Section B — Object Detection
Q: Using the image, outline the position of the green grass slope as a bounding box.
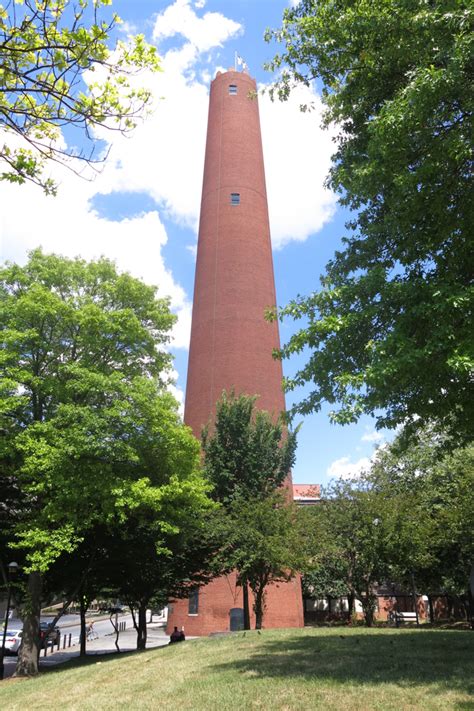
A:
[2,627,473,710]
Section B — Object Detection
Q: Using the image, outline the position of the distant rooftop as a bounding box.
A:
[293,484,321,504]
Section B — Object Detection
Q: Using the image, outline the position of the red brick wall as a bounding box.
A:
[184,70,286,433]
[303,595,429,624]
[376,595,427,621]
[168,572,304,636]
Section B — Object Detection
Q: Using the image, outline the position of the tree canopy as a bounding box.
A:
[301,427,474,626]
[223,492,305,629]
[201,392,300,629]
[0,250,208,675]
[70,501,218,651]
[266,0,473,443]
[305,478,394,626]
[202,391,297,503]
[0,0,160,194]
[369,430,474,599]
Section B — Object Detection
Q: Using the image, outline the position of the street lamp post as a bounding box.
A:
[0,561,19,680]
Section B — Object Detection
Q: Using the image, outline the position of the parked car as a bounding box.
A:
[39,622,61,647]
[2,626,23,655]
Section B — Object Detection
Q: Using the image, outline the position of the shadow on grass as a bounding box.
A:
[210,629,474,695]
[40,644,168,677]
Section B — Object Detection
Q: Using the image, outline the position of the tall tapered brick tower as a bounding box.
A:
[167,70,304,635]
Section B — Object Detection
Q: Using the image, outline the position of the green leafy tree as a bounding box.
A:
[97,504,220,650]
[266,0,473,442]
[202,392,299,629]
[427,445,474,607]
[0,250,202,676]
[42,533,106,657]
[202,391,297,503]
[301,428,473,626]
[370,431,474,619]
[306,479,396,627]
[222,492,305,630]
[298,505,354,620]
[0,0,160,194]
[301,556,353,620]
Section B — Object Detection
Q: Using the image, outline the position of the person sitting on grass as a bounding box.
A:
[169,626,185,644]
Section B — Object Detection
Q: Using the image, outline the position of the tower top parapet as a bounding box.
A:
[214,68,254,83]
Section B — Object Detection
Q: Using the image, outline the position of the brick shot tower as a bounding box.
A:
[167,70,304,635]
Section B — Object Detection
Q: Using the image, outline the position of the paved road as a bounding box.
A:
[4,613,135,649]
[53,613,135,642]
[2,621,170,680]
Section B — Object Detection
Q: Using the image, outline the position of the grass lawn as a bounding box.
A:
[1,627,473,710]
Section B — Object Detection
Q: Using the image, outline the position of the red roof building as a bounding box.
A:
[293,484,321,505]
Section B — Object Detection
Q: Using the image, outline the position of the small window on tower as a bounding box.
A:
[228,84,238,95]
[230,193,240,206]
[188,590,199,615]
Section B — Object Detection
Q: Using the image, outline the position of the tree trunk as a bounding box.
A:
[137,602,147,650]
[254,586,265,630]
[467,587,474,630]
[243,580,250,630]
[130,604,138,633]
[109,613,120,652]
[347,590,355,624]
[15,571,42,677]
[359,591,376,628]
[363,603,374,627]
[427,594,435,624]
[254,597,263,630]
[79,594,87,657]
[446,595,454,620]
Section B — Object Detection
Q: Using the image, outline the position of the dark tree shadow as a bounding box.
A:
[209,630,474,696]
[40,644,170,677]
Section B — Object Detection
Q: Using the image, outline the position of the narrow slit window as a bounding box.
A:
[230,193,240,206]
[228,84,238,95]
[188,590,199,615]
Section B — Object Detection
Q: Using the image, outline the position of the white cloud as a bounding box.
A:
[167,368,185,416]
[94,71,209,231]
[94,73,336,250]
[153,0,242,53]
[0,0,338,364]
[259,84,337,249]
[0,0,244,360]
[326,456,372,480]
[361,428,385,443]
[327,434,389,481]
[0,169,192,350]
[150,1,337,250]
[87,1,242,232]
[117,20,139,36]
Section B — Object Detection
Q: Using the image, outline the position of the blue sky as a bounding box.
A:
[0,0,391,485]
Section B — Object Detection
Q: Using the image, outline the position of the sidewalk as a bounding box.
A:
[3,623,171,680]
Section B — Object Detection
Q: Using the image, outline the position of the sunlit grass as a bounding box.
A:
[2,627,473,710]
